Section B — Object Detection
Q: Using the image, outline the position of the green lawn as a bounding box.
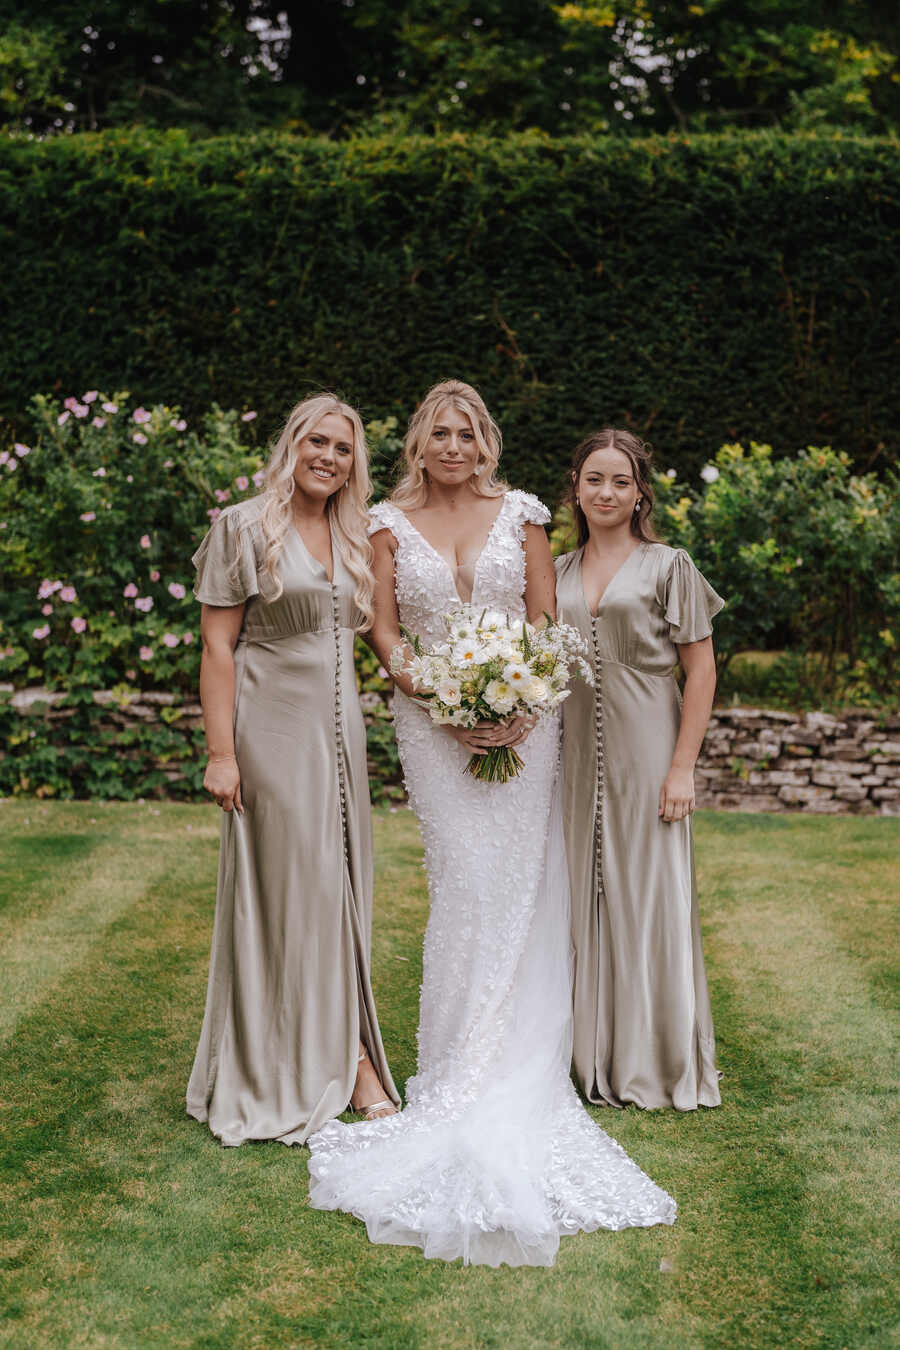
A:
[1,802,897,1350]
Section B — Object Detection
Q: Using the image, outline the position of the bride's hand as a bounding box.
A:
[444,716,536,755]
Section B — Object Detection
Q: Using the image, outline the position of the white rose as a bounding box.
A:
[483,679,517,715]
[436,677,462,706]
[525,677,549,706]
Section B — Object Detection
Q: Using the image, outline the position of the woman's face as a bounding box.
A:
[420,403,480,486]
[292,412,355,505]
[576,446,639,534]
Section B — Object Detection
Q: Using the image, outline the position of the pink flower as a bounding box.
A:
[167,581,187,599]
[135,596,153,613]
[102,402,118,414]
[38,579,61,599]
[183,631,194,645]
[235,475,249,491]
[252,469,265,487]
[57,411,70,425]
[133,432,148,445]
[171,419,187,432]
[73,403,89,419]
[71,616,87,633]
[123,583,138,598]
[6,460,17,473]
[80,511,96,522]
[150,569,160,582]
[92,466,107,477]
[41,604,53,616]
[125,668,136,679]
[14,443,29,456]
[162,459,174,468]
[207,507,221,522]
[64,396,79,410]
[126,474,134,483]
[162,632,179,648]
[140,535,151,549]
[83,391,98,403]
[214,488,231,503]
[139,645,153,661]
[33,625,50,640]
[0,452,7,466]
[133,407,152,425]
[59,586,77,603]
[241,410,257,422]
[92,417,106,429]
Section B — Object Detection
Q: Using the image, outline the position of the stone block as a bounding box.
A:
[781,743,814,758]
[735,794,785,813]
[732,739,770,757]
[879,800,900,816]
[860,774,886,786]
[805,712,848,733]
[835,784,869,802]
[862,740,900,757]
[777,784,834,804]
[810,769,842,788]
[805,797,848,815]
[872,787,900,801]
[782,726,822,746]
[749,770,809,787]
[819,737,866,757]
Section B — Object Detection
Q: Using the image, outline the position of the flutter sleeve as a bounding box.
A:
[508,489,551,531]
[664,549,725,644]
[192,507,260,607]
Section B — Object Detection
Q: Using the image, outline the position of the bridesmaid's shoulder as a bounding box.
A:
[553,546,583,578]
[643,540,692,570]
[215,495,267,533]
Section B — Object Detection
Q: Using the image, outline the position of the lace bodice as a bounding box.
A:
[368,490,551,645]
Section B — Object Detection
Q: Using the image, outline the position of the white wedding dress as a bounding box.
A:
[307,490,676,1266]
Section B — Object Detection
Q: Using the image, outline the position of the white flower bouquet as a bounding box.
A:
[390,605,593,783]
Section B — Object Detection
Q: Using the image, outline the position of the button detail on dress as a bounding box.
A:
[331,582,350,861]
[591,617,604,899]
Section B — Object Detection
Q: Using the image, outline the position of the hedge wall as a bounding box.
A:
[2,129,898,501]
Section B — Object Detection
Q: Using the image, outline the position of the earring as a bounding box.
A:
[575,496,580,507]
[474,461,484,476]
[634,499,642,511]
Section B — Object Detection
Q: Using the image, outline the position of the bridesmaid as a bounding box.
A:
[187,392,399,1146]
[555,429,723,1111]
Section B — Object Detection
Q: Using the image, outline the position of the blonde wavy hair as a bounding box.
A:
[391,379,507,509]
[240,393,374,629]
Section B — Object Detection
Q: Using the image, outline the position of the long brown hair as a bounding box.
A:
[567,429,657,548]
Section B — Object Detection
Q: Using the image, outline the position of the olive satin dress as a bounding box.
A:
[186,498,398,1146]
[555,542,723,1111]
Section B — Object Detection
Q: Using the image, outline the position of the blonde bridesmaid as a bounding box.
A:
[187,392,399,1146]
[555,429,723,1111]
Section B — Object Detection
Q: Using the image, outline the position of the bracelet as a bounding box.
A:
[208,752,237,763]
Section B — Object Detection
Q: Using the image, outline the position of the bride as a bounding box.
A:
[307,380,675,1267]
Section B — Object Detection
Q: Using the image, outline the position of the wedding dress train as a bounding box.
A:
[307,491,675,1267]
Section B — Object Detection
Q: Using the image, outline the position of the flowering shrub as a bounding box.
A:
[0,391,269,695]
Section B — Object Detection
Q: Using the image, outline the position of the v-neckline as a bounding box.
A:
[398,495,509,605]
[292,518,335,583]
[579,542,644,617]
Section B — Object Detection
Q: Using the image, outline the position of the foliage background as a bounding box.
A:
[2,129,899,504]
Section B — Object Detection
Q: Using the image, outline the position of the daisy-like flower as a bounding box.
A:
[133,407,152,425]
[235,475,249,491]
[162,633,179,648]
[92,466,107,477]
[139,645,153,661]
[167,582,186,599]
[33,625,51,640]
[123,583,138,598]
[135,596,153,613]
[700,464,720,483]
[14,443,29,456]
[501,661,530,688]
[59,586,77,603]
[183,631,194,645]
[140,534,151,548]
[92,418,106,429]
[83,391,98,403]
[170,419,187,432]
[41,604,53,616]
[102,402,118,414]
[133,432,148,445]
[71,616,87,634]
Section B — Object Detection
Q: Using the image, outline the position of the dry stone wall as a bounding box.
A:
[4,688,899,813]
[696,708,900,815]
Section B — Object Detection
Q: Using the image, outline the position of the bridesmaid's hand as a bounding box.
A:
[659,766,695,822]
[204,753,243,814]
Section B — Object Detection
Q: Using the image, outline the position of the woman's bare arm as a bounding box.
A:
[199,601,246,813]
[523,522,557,624]
[659,636,717,823]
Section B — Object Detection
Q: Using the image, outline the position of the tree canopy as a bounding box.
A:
[2,0,898,137]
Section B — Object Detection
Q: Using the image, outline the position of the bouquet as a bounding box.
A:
[390,605,593,783]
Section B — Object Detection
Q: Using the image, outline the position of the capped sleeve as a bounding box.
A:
[664,550,724,644]
[367,501,400,538]
[507,489,551,529]
[192,507,260,607]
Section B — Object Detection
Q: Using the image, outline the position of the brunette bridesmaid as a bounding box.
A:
[555,429,723,1111]
[187,393,399,1145]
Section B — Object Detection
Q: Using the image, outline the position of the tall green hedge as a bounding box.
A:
[2,129,898,501]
